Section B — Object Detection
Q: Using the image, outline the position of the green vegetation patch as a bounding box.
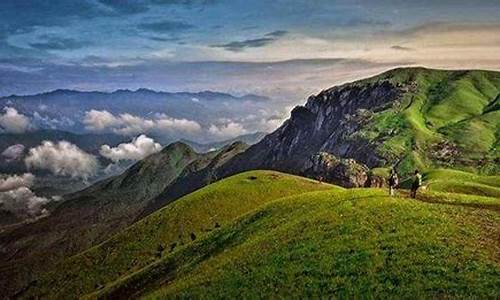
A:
[24,171,336,298]
[111,189,499,299]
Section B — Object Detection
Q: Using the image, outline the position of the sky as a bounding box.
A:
[1,0,500,100]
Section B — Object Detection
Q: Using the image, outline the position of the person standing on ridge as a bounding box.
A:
[388,168,399,196]
[410,169,422,198]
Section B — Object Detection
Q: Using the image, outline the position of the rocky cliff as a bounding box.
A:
[220,67,500,186]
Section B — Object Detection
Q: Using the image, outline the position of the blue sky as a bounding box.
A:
[1,0,500,97]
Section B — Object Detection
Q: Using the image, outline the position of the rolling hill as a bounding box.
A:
[20,170,500,299]
[2,67,500,297]
[0,142,247,295]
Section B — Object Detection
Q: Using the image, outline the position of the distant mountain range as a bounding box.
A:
[1,67,499,296]
[0,89,271,137]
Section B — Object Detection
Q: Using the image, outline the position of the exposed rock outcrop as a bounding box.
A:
[219,80,403,186]
[303,152,369,187]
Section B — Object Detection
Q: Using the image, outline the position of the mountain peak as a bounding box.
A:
[162,141,196,154]
[220,67,500,185]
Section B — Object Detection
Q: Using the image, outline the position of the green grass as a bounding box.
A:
[22,170,500,299]
[424,169,500,198]
[96,188,499,299]
[353,68,500,175]
[23,171,336,298]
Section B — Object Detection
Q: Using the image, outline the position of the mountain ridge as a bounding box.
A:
[217,67,500,184]
[2,67,500,297]
[1,88,269,102]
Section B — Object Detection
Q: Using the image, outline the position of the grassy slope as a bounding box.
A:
[24,170,500,299]
[104,188,499,299]
[424,169,500,198]
[357,68,500,174]
[24,171,336,298]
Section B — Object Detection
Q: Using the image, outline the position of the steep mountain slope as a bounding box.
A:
[20,171,500,299]
[220,68,500,186]
[0,142,246,296]
[143,141,250,216]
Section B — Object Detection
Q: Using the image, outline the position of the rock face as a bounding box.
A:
[221,67,500,183]
[220,80,402,186]
[365,172,387,188]
[303,152,368,187]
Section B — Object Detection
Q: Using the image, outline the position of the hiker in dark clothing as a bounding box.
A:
[410,169,422,198]
[388,168,399,196]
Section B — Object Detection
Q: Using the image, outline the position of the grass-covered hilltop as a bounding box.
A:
[20,170,500,298]
[365,68,500,174]
[1,67,499,298]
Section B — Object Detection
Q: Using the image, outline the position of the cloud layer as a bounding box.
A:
[25,141,99,180]
[83,110,201,137]
[0,173,34,192]
[0,107,30,133]
[100,134,162,162]
[208,122,248,139]
[0,173,49,218]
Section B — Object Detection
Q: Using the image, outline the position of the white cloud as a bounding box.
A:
[155,113,202,134]
[83,109,121,131]
[208,121,248,140]
[2,144,25,161]
[0,173,35,192]
[0,107,30,133]
[100,134,162,162]
[0,187,49,218]
[83,110,201,137]
[260,117,285,132]
[25,141,99,180]
[0,173,49,218]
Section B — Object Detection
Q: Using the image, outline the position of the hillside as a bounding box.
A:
[20,170,500,299]
[220,68,500,186]
[3,67,500,297]
[0,142,247,295]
